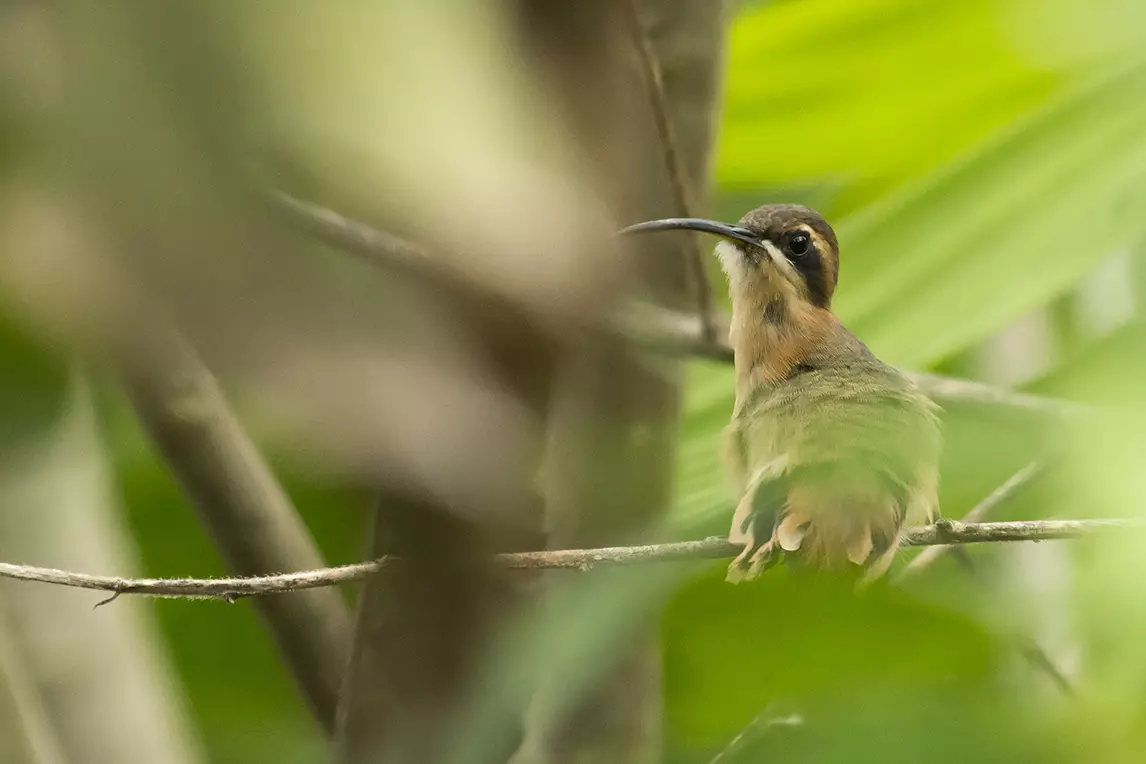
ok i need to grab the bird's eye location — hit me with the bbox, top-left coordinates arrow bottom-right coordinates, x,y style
786,231 -> 811,257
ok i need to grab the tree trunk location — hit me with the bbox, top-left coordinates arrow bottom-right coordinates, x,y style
518,2 -> 731,764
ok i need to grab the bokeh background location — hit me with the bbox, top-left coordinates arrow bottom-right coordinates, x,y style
3,1 -> 1146,763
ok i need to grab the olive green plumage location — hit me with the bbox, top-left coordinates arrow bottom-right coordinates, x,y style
725,328 -> 942,581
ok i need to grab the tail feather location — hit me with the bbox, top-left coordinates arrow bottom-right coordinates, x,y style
776,512 -> 810,552
726,475 -> 912,583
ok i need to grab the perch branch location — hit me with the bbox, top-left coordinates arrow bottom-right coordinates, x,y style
621,0 -> 718,342
272,192 -> 1088,417
897,461 -> 1046,581
0,519 -> 1137,602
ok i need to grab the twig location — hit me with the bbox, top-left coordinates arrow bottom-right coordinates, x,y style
620,0 -> 719,343
1017,636 -> 1075,695
119,332 -> 352,733
707,703 -> 804,764
0,519 -> 1137,602
267,190 -> 431,271
908,373 -> 1088,417
891,462 -> 1074,693
902,518 -> 1132,545
266,190 -> 531,327
897,461 -> 1046,581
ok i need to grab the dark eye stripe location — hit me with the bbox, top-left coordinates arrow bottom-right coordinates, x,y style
788,240 -> 829,307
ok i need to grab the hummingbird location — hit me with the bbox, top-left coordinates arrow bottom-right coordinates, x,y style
621,204 -> 942,584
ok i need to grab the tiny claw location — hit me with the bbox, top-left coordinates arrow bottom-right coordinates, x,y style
725,540 -> 778,583
725,547 -> 753,584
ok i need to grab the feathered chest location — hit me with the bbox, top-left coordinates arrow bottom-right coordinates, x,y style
731,362 -> 942,484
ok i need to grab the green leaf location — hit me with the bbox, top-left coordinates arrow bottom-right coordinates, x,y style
1025,320 -> 1146,404
663,569 -> 997,749
835,60 -> 1146,368
718,0 -> 1061,212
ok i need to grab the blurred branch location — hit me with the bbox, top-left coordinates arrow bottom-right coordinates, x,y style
0,601 -> 67,764
0,519 -> 1136,601
1017,636 -> 1075,695
706,703 -> 804,764
896,461 -> 1046,582
0,375 -> 206,764
267,191 -> 433,277
274,192 -> 1090,416
119,332 -> 353,734
621,0 -> 717,342
333,495 -> 536,764
514,4 -> 730,763
894,460 -> 1073,695
908,373 -> 1087,417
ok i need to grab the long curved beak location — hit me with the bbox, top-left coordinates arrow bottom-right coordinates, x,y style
618,218 -> 761,248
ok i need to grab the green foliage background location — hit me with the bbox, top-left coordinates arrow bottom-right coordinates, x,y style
668,2 -> 1146,762
6,0 -> 1146,762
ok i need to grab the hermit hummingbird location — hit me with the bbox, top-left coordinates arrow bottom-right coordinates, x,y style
622,204 -> 942,584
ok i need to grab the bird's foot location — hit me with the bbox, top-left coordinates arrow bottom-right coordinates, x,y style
726,539 -> 778,583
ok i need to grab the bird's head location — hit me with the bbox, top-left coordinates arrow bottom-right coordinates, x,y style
621,204 -> 840,311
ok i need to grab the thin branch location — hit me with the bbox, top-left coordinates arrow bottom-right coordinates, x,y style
0,519 -> 1137,602
266,191 -> 523,324
902,518 -> 1133,545
707,703 -> 804,764
267,190 -> 431,272
891,461 -> 1074,694
897,461 -> 1046,581
908,373 -> 1088,418
621,0 -> 719,342
119,332 -> 352,733
1017,636 -> 1075,695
